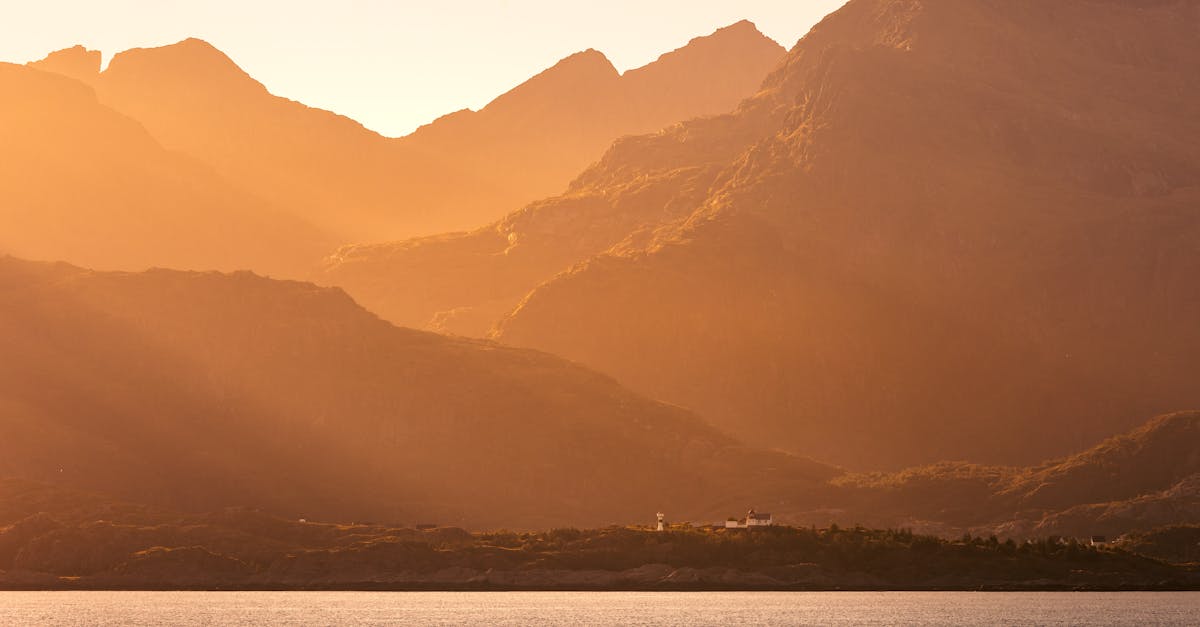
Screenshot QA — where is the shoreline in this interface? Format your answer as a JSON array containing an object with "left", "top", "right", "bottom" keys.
[{"left": 4, "top": 582, "right": 1198, "bottom": 593}]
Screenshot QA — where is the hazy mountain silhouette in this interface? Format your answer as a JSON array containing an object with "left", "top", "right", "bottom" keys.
[
  {"left": 472, "top": 0, "right": 1200, "bottom": 469},
  {"left": 0, "top": 62, "right": 333, "bottom": 275},
  {"left": 319, "top": 23, "right": 784, "bottom": 332},
  {"left": 82, "top": 38, "right": 401, "bottom": 241},
  {"left": 29, "top": 22, "right": 784, "bottom": 242},
  {"left": 392, "top": 20, "right": 785, "bottom": 235},
  {"left": 7, "top": 0, "right": 1200, "bottom": 549},
  {"left": 318, "top": 120, "right": 737, "bottom": 333},
  {"left": 26, "top": 45, "right": 100, "bottom": 84},
  {"left": 0, "top": 256, "right": 835, "bottom": 529}
]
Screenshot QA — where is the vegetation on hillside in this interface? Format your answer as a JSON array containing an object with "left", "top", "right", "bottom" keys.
[
  {"left": 827, "top": 412, "right": 1200, "bottom": 538},
  {"left": 0, "top": 481, "right": 1195, "bottom": 590}
]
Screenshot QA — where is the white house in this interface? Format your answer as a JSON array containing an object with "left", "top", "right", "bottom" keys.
[
  {"left": 746, "top": 509, "right": 774, "bottom": 527},
  {"left": 720, "top": 509, "right": 774, "bottom": 528}
]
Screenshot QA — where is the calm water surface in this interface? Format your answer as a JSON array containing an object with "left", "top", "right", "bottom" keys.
[{"left": 0, "top": 591, "right": 1196, "bottom": 626}]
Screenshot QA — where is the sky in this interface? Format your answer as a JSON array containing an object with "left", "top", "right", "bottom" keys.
[{"left": 1, "top": 1, "right": 847, "bottom": 137}]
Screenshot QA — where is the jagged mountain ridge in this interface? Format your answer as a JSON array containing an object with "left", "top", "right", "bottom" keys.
[
  {"left": 324, "top": 0, "right": 1200, "bottom": 464},
  {"left": 487, "top": 0, "right": 1200, "bottom": 469},
  {"left": 6, "top": 0, "right": 1199, "bottom": 548},
  {"left": 28, "top": 21, "right": 784, "bottom": 243}
]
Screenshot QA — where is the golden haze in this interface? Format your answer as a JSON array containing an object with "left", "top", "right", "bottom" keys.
[{"left": 0, "top": 1, "right": 1198, "bottom": 585}]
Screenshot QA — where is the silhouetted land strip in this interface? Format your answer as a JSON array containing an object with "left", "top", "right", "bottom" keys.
[{"left": 2, "top": 504, "right": 1196, "bottom": 591}]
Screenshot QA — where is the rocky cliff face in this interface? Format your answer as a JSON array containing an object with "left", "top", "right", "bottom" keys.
[{"left": 488, "top": 0, "right": 1200, "bottom": 469}]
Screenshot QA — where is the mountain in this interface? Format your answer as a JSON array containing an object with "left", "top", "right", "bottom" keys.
[
  {"left": 3, "top": 413, "right": 1199, "bottom": 589},
  {"left": 30, "top": 22, "right": 785, "bottom": 242},
  {"left": 319, "top": 23, "right": 784, "bottom": 333},
  {"left": 26, "top": 45, "right": 99, "bottom": 83},
  {"left": 77, "top": 38, "right": 399, "bottom": 241},
  {"left": 392, "top": 20, "right": 786, "bottom": 235},
  {"left": 475, "top": 0, "right": 1200, "bottom": 469},
  {"left": 0, "top": 61, "right": 332, "bottom": 276},
  {"left": 1016, "top": 476, "right": 1200, "bottom": 541},
  {"left": 999, "top": 412, "right": 1200, "bottom": 510},
  {"left": 832, "top": 411, "right": 1200, "bottom": 538},
  {"left": 317, "top": 115, "right": 741, "bottom": 333},
  {"left": 0, "top": 256, "right": 835, "bottom": 529},
  {"left": 1117, "top": 525, "right": 1200, "bottom": 565}
]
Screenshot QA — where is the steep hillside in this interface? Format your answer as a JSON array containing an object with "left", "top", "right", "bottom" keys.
[
  {"left": 1011, "top": 476, "right": 1200, "bottom": 540},
  {"left": 832, "top": 412, "right": 1200, "bottom": 537},
  {"left": 85, "top": 38, "right": 398, "bottom": 240},
  {"left": 491, "top": 0, "right": 1200, "bottom": 469},
  {"left": 1117, "top": 525, "right": 1200, "bottom": 565},
  {"left": 31, "top": 22, "right": 784, "bottom": 241},
  {"left": 318, "top": 120, "right": 744, "bottom": 332},
  {"left": 0, "top": 62, "right": 332, "bottom": 276},
  {"left": 0, "top": 257, "right": 835, "bottom": 529},
  {"left": 999, "top": 412, "right": 1200, "bottom": 509},
  {"left": 319, "top": 71, "right": 781, "bottom": 333},
  {"left": 392, "top": 20, "right": 785, "bottom": 235}
]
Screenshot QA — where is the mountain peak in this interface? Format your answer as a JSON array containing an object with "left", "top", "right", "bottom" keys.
[
  {"left": 626, "top": 19, "right": 784, "bottom": 80},
  {"left": 688, "top": 19, "right": 781, "bottom": 51},
  {"left": 480, "top": 47, "right": 619, "bottom": 115},
  {"left": 549, "top": 48, "right": 619, "bottom": 77},
  {"left": 617, "top": 19, "right": 785, "bottom": 110},
  {"left": 27, "top": 45, "right": 101, "bottom": 84},
  {"left": 102, "top": 37, "right": 263, "bottom": 94},
  {"left": 710, "top": 19, "right": 770, "bottom": 41}
]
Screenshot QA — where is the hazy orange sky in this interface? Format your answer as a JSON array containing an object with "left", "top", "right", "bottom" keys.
[{"left": 3, "top": 0, "right": 846, "bottom": 136}]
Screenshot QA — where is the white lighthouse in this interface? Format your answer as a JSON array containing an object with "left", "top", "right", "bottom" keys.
[{"left": 656, "top": 512, "right": 665, "bottom": 531}]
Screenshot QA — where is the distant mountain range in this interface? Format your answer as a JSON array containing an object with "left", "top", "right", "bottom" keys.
[
  {"left": 1, "top": 252, "right": 1195, "bottom": 535},
  {"left": 0, "top": 253, "right": 1195, "bottom": 535},
  {"left": 1, "top": 0, "right": 1198, "bottom": 552},
  {"left": 327, "top": 0, "right": 1200, "bottom": 471},
  {"left": 0, "top": 257, "right": 1195, "bottom": 537},
  {"left": 21, "top": 21, "right": 782, "bottom": 251}
]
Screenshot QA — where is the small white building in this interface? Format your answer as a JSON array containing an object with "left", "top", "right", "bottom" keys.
[
  {"left": 746, "top": 509, "right": 774, "bottom": 527},
  {"left": 721, "top": 509, "right": 774, "bottom": 528}
]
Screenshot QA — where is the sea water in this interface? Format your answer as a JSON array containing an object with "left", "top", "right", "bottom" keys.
[{"left": 0, "top": 590, "right": 1196, "bottom": 626}]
